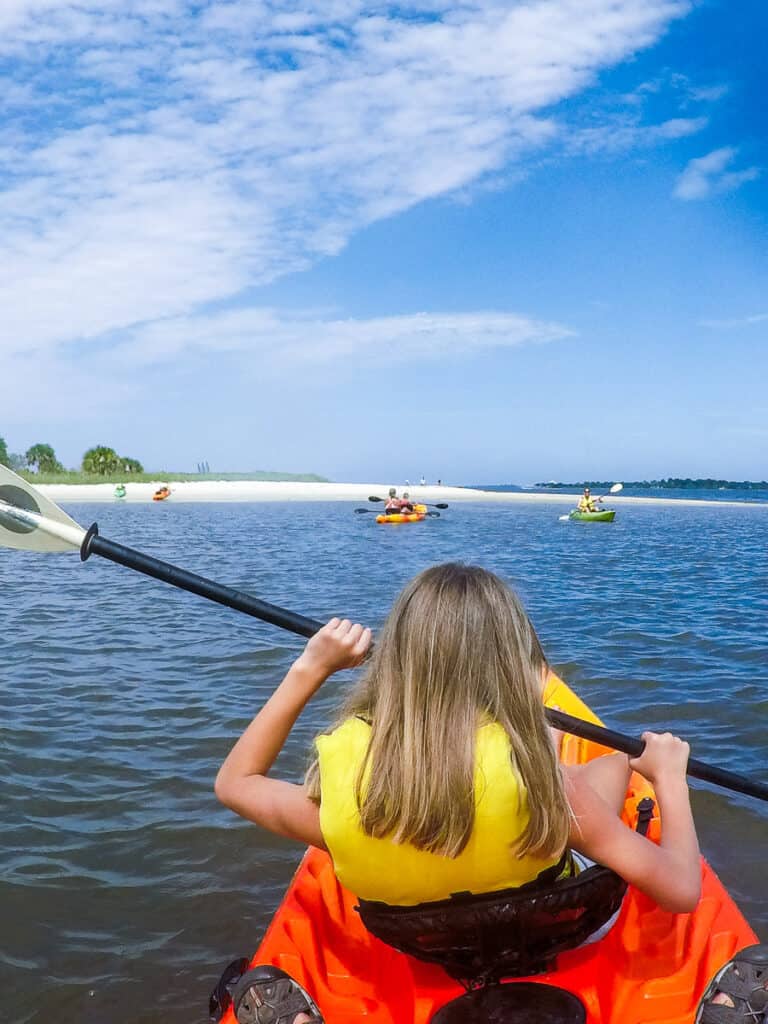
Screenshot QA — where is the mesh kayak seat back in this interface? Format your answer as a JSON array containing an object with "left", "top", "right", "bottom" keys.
[{"left": 357, "top": 798, "right": 654, "bottom": 987}]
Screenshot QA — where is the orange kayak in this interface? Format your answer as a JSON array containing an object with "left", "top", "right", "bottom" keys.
[
  {"left": 376, "top": 513, "right": 426, "bottom": 524},
  {"left": 376, "top": 503, "right": 428, "bottom": 524},
  {"left": 219, "top": 678, "right": 756, "bottom": 1023},
  {"left": 153, "top": 487, "right": 171, "bottom": 502}
]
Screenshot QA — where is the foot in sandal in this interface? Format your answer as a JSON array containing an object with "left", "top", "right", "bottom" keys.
[
  {"left": 232, "top": 966, "right": 323, "bottom": 1024},
  {"left": 696, "top": 945, "right": 768, "bottom": 1023}
]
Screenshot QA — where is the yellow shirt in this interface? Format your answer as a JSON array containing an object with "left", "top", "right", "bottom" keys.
[{"left": 316, "top": 717, "right": 561, "bottom": 905}]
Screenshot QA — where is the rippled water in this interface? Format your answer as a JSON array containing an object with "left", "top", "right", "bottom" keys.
[{"left": 2, "top": 500, "right": 767, "bottom": 1023}]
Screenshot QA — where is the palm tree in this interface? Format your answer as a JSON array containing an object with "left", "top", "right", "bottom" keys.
[
  {"left": 25, "top": 444, "right": 64, "bottom": 473},
  {"left": 82, "top": 446, "right": 122, "bottom": 475}
]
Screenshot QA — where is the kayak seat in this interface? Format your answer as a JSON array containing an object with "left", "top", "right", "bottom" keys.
[
  {"left": 356, "top": 799, "right": 654, "bottom": 988},
  {"left": 430, "top": 982, "right": 586, "bottom": 1023}
]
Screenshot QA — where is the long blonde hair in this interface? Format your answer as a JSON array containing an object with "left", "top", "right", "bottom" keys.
[{"left": 307, "top": 563, "right": 570, "bottom": 860}]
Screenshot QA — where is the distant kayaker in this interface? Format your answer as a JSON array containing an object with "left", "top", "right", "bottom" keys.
[
  {"left": 384, "top": 487, "right": 400, "bottom": 512},
  {"left": 577, "top": 486, "right": 601, "bottom": 512},
  {"left": 216, "top": 564, "right": 701, "bottom": 1023},
  {"left": 399, "top": 490, "right": 414, "bottom": 512}
]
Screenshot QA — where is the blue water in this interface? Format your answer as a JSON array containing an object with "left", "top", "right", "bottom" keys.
[{"left": 1, "top": 499, "right": 767, "bottom": 1023}]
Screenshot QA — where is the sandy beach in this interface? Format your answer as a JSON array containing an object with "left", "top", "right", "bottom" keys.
[{"left": 38, "top": 480, "right": 768, "bottom": 509}]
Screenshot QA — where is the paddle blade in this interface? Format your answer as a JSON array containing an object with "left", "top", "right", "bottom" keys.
[
  {"left": 610, "top": 483, "right": 623, "bottom": 494},
  {"left": 558, "top": 514, "right": 570, "bottom": 522},
  {"left": 354, "top": 508, "right": 372, "bottom": 514},
  {"left": 434, "top": 503, "right": 449, "bottom": 509},
  {"left": 367, "top": 495, "right": 383, "bottom": 503},
  {"left": 426, "top": 510, "right": 441, "bottom": 517},
  {"left": 0, "top": 464, "right": 85, "bottom": 553}
]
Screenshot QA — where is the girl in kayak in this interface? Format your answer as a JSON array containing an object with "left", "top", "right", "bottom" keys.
[{"left": 215, "top": 564, "right": 701, "bottom": 1021}]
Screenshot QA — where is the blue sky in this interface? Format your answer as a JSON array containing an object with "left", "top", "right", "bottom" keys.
[{"left": 0, "top": 0, "right": 765, "bottom": 483}]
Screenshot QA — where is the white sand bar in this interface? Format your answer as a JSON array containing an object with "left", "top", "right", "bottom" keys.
[{"left": 38, "top": 480, "right": 767, "bottom": 509}]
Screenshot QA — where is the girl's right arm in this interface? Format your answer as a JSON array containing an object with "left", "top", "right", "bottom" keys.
[{"left": 564, "top": 732, "right": 701, "bottom": 913}]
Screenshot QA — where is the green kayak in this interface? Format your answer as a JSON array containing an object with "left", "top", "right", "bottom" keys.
[{"left": 569, "top": 509, "right": 616, "bottom": 522}]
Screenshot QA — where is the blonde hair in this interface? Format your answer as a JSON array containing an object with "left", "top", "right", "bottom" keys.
[{"left": 307, "top": 563, "right": 570, "bottom": 860}]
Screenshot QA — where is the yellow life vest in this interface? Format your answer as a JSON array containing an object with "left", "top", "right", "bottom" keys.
[
  {"left": 578, "top": 494, "right": 596, "bottom": 511},
  {"left": 316, "top": 717, "right": 562, "bottom": 905}
]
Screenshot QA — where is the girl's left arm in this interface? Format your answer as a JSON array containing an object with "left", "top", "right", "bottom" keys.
[{"left": 215, "top": 619, "right": 372, "bottom": 848}]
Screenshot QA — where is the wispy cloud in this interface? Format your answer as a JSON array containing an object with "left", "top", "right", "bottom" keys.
[
  {"left": 0, "top": 308, "right": 575, "bottom": 419},
  {"left": 700, "top": 313, "right": 768, "bottom": 329},
  {"left": 686, "top": 83, "right": 729, "bottom": 103},
  {"left": 111, "top": 308, "right": 576, "bottom": 369},
  {"left": 619, "top": 71, "right": 728, "bottom": 111},
  {"left": 0, "top": 0, "right": 688, "bottom": 381},
  {"left": 673, "top": 147, "right": 760, "bottom": 200},
  {"left": 568, "top": 114, "right": 707, "bottom": 155}
]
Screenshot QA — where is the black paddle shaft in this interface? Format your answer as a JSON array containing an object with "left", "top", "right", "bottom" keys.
[
  {"left": 79, "top": 524, "right": 767, "bottom": 804},
  {"left": 80, "top": 525, "right": 322, "bottom": 638},
  {"left": 546, "top": 709, "right": 768, "bottom": 802}
]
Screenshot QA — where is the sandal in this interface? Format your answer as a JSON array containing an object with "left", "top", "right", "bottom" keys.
[
  {"left": 696, "top": 945, "right": 768, "bottom": 1023},
  {"left": 232, "top": 966, "right": 324, "bottom": 1024}
]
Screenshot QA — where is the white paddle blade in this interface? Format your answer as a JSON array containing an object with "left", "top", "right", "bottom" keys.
[
  {"left": 0, "top": 464, "right": 85, "bottom": 553},
  {"left": 610, "top": 483, "right": 623, "bottom": 494}
]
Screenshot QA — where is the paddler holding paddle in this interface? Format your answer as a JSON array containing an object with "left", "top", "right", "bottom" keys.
[
  {"left": 214, "top": 564, "right": 704, "bottom": 1023},
  {"left": 577, "top": 486, "right": 601, "bottom": 513}
]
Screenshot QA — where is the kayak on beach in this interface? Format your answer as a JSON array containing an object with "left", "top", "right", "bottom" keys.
[
  {"left": 568, "top": 509, "right": 616, "bottom": 522},
  {"left": 114, "top": 484, "right": 126, "bottom": 499},
  {"left": 152, "top": 486, "right": 171, "bottom": 502},
  {"left": 211, "top": 675, "right": 756, "bottom": 1024}
]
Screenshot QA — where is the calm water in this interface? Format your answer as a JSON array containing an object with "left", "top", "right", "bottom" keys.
[{"left": 2, "top": 499, "right": 767, "bottom": 1023}]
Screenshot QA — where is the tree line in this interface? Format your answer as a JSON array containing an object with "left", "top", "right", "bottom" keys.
[
  {"left": 536, "top": 478, "right": 768, "bottom": 490},
  {"left": 0, "top": 437, "right": 143, "bottom": 476}
]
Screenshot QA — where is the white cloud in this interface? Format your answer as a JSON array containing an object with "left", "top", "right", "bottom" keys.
[
  {"left": 569, "top": 114, "right": 706, "bottom": 154},
  {"left": 0, "top": 308, "right": 575, "bottom": 420},
  {"left": 700, "top": 313, "right": 768, "bottom": 329},
  {"left": 112, "top": 307, "right": 576, "bottom": 368},
  {"left": 686, "top": 83, "right": 729, "bottom": 103},
  {"left": 0, "top": 0, "right": 689, "bottom": 378},
  {"left": 673, "top": 147, "right": 761, "bottom": 200}
]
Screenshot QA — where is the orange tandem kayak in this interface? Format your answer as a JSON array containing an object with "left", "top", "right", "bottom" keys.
[
  {"left": 218, "top": 678, "right": 757, "bottom": 1023},
  {"left": 376, "top": 503, "right": 428, "bottom": 524}
]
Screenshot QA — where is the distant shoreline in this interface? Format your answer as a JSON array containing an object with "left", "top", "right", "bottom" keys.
[
  {"left": 533, "top": 479, "right": 768, "bottom": 491},
  {"left": 38, "top": 480, "right": 768, "bottom": 509}
]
